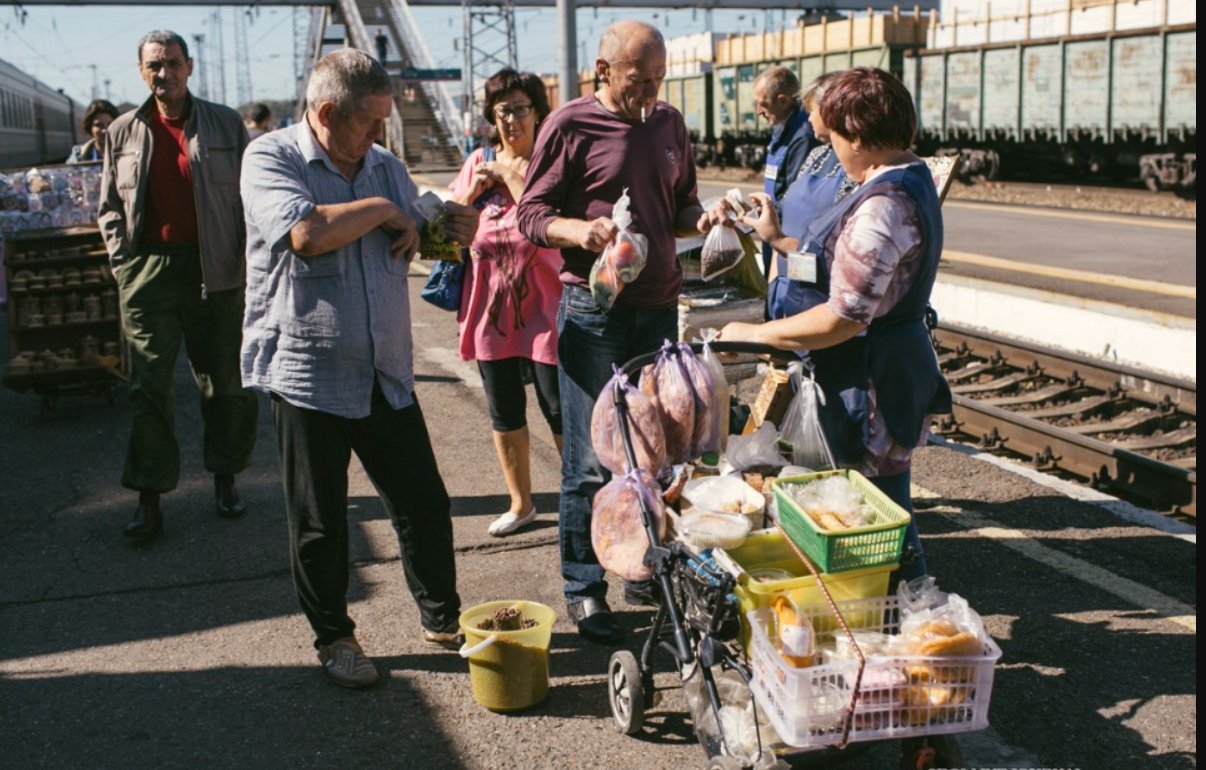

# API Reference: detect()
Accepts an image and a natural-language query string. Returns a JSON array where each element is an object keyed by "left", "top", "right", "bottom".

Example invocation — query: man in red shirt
[{"left": 98, "top": 30, "right": 259, "bottom": 544}]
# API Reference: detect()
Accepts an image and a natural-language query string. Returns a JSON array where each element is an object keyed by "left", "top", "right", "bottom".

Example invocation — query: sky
[{"left": 1, "top": 3, "right": 789, "bottom": 110}]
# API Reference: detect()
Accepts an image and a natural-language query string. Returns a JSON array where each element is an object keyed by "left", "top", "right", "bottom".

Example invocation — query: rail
[
  {"left": 388, "top": 0, "right": 467, "bottom": 156},
  {"left": 295, "top": 6, "right": 329, "bottom": 122},
  {"left": 336, "top": 0, "right": 407, "bottom": 158},
  {"left": 932, "top": 323, "right": 1196, "bottom": 516}
]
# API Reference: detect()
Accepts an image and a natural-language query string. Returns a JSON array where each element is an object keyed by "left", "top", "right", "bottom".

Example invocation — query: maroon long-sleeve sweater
[{"left": 516, "top": 95, "right": 700, "bottom": 310}]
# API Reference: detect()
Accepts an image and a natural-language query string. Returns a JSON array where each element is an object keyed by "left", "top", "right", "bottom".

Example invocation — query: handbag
[
  {"left": 419, "top": 145, "right": 495, "bottom": 312},
  {"left": 420, "top": 259, "right": 465, "bottom": 311}
]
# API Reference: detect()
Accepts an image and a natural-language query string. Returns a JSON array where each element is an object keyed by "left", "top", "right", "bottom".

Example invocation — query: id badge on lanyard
[{"left": 786, "top": 251, "right": 818, "bottom": 284}]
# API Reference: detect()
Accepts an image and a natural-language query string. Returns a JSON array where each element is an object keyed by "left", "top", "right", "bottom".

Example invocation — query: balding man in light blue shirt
[{"left": 240, "top": 49, "right": 479, "bottom": 689}]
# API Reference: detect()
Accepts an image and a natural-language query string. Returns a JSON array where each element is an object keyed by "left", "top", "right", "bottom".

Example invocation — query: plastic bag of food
[
  {"left": 772, "top": 595, "right": 815, "bottom": 667},
  {"left": 901, "top": 594, "right": 988, "bottom": 661},
  {"left": 721, "top": 421, "right": 786, "bottom": 474},
  {"left": 639, "top": 341, "right": 696, "bottom": 465},
  {"left": 414, "top": 191, "right": 462, "bottom": 262},
  {"left": 591, "top": 366, "right": 668, "bottom": 476},
  {"left": 700, "top": 221, "right": 744, "bottom": 281},
  {"left": 788, "top": 475, "right": 874, "bottom": 531},
  {"left": 677, "top": 510, "right": 751, "bottom": 550},
  {"left": 780, "top": 360, "right": 837, "bottom": 471},
  {"left": 677, "top": 343, "right": 718, "bottom": 459},
  {"left": 591, "top": 468, "right": 665, "bottom": 581},
  {"left": 589, "top": 188, "right": 648, "bottom": 311},
  {"left": 690, "top": 330, "right": 730, "bottom": 456}
]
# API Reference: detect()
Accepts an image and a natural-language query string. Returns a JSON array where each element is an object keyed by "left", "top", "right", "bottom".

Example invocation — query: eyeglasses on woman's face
[{"left": 494, "top": 103, "right": 533, "bottom": 121}]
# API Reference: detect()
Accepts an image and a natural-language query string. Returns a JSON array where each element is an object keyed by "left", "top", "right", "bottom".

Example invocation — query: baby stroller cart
[{"left": 600, "top": 342, "right": 1001, "bottom": 770}]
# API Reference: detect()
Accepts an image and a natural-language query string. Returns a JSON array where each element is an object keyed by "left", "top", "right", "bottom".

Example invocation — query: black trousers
[{"left": 271, "top": 383, "right": 460, "bottom": 648}]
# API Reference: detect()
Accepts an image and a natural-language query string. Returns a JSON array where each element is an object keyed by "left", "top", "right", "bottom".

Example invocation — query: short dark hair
[
  {"left": 82, "top": 99, "right": 120, "bottom": 132},
  {"left": 249, "top": 103, "right": 271, "bottom": 124},
  {"left": 819, "top": 67, "right": 916, "bottom": 151},
  {"left": 481, "top": 68, "right": 551, "bottom": 142},
  {"left": 138, "top": 29, "right": 189, "bottom": 62}
]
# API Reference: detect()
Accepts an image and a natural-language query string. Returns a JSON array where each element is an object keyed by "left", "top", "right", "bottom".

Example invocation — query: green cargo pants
[{"left": 116, "top": 243, "right": 259, "bottom": 493}]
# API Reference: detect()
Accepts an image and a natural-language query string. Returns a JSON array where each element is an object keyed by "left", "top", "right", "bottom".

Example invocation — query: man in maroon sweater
[{"left": 517, "top": 20, "right": 708, "bottom": 644}]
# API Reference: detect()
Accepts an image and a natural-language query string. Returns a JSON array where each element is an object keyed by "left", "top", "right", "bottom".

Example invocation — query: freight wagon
[
  {"left": 905, "top": 0, "right": 1196, "bottom": 190},
  {"left": 0, "top": 58, "right": 80, "bottom": 170}
]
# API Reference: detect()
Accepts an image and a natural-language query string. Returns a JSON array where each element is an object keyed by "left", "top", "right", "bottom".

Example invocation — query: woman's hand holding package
[{"left": 740, "top": 191, "right": 784, "bottom": 243}]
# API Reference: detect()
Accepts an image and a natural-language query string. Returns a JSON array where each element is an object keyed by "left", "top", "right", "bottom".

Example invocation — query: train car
[
  {"left": 904, "top": 0, "right": 1197, "bottom": 191},
  {"left": 0, "top": 57, "right": 80, "bottom": 170}
]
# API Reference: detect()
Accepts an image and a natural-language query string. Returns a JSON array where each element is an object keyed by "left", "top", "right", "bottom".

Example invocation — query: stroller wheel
[{"left": 608, "top": 650, "right": 645, "bottom": 735}]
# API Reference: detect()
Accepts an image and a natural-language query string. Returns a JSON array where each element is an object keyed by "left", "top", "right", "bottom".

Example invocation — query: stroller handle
[{"left": 616, "top": 340, "right": 797, "bottom": 378}]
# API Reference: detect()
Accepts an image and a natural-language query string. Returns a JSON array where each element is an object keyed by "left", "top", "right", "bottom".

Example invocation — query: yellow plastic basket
[
  {"left": 712, "top": 530, "right": 894, "bottom": 648},
  {"left": 771, "top": 470, "right": 911, "bottom": 573}
]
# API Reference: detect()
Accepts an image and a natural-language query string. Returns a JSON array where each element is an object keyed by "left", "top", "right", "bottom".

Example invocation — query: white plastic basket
[{"left": 747, "top": 596, "right": 1002, "bottom": 749}]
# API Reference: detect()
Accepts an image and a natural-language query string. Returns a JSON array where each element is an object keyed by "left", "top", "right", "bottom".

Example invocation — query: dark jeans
[
  {"left": 116, "top": 243, "right": 258, "bottom": 492},
  {"left": 556, "top": 285, "right": 678, "bottom": 604},
  {"left": 870, "top": 470, "right": 928, "bottom": 588},
  {"left": 271, "top": 383, "right": 460, "bottom": 648},
  {"left": 477, "top": 357, "right": 561, "bottom": 435}
]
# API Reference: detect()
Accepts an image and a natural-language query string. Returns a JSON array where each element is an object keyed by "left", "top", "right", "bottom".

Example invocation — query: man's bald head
[{"left": 597, "top": 20, "right": 664, "bottom": 63}]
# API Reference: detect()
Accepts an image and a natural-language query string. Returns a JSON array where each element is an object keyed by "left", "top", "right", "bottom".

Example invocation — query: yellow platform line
[
  {"left": 942, "top": 249, "right": 1196, "bottom": 300},
  {"left": 945, "top": 200, "right": 1196, "bottom": 231}
]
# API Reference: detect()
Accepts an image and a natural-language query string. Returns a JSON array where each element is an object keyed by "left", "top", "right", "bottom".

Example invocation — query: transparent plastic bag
[
  {"left": 591, "top": 468, "right": 665, "bottom": 581},
  {"left": 589, "top": 188, "right": 648, "bottom": 311},
  {"left": 590, "top": 366, "right": 667, "bottom": 476},
  {"left": 721, "top": 421, "right": 786, "bottom": 474},
  {"left": 780, "top": 360, "right": 837, "bottom": 471},
  {"left": 639, "top": 341, "right": 696, "bottom": 465},
  {"left": 695, "top": 329, "right": 731, "bottom": 455},
  {"left": 700, "top": 222, "right": 744, "bottom": 281},
  {"left": 414, "top": 191, "right": 462, "bottom": 262},
  {"left": 786, "top": 475, "right": 874, "bottom": 531}
]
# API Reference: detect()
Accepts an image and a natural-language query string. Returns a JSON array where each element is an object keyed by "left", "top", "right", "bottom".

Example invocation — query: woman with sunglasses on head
[{"left": 449, "top": 68, "right": 563, "bottom": 537}]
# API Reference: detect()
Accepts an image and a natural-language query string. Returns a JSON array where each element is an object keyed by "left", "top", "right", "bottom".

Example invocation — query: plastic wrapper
[
  {"left": 786, "top": 475, "right": 874, "bottom": 531},
  {"left": 677, "top": 510, "right": 751, "bottom": 550},
  {"left": 772, "top": 595, "right": 815, "bottom": 667},
  {"left": 780, "top": 361, "right": 837, "bottom": 471},
  {"left": 683, "top": 667, "right": 776, "bottom": 768},
  {"left": 414, "top": 191, "right": 462, "bottom": 262},
  {"left": 693, "top": 330, "right": 731, "bottom": 456},
  {"left": 898, "top": 594, "right": 988, "bottom": 725},
  {"left": 721, "top": 421, "right": 786, "bottom": 474},
  {"left": 681, "top": 474, "right": 764, "bottom": 528},
  {"left": 591, "top": 468, "right": 665, "bottom": 581},
  {"left": 589, "top": 188, "right": 648, "bottom": 310},
  {"left": 638, "top": 342, "right": 696, "bottom": 465},
  {"left": 700, "top": 222, "right": 744, "bottom": 281},
  {"left": 898, "top": 576, "right": 950, "bottom": 619},
  {"left": 591, "top": 367, "right": 667, "bottom": 476}
]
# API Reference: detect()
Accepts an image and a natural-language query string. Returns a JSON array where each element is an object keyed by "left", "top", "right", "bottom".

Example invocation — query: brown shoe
[
  {"left": 420, "top": 627, "right": 465, "bottom": 651},
  {"left": 317, "top": 637, "right": 380, "bottom": 689}
]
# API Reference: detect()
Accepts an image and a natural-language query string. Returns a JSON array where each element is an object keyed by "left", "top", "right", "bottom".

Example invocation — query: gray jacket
[{"left": 98, "top": 93, "right": 249, "bottom": 293}]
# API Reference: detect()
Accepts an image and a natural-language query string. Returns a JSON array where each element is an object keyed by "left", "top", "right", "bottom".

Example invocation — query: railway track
[{"left": 931, "top": 324, "right": 1196, "bottom": 517}]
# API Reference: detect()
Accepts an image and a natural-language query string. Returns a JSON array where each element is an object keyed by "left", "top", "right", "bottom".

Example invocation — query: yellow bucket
[{"left": 458, "top": 600, "right": 556, "bottom": 712}]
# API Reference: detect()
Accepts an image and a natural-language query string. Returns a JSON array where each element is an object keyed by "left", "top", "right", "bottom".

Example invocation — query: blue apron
[
  {"left": 766, "top": 145, "right": 853, "bottom": 320},
  {"left": 772, "top": 162, "right": 952, "bottom": 467},
  {"left": 761, "top": 106, "right": 809, "bottom": 275}
]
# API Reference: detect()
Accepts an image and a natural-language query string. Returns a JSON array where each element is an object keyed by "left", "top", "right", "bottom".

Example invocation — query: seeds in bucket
[{"left": 477, "top": 606, "right": 539, "bottom": 631}]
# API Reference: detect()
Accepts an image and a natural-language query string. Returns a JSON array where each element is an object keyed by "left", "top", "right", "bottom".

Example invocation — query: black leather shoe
[
  {"left": 623, "top": 580, "right": 662, "bottom": 609},
  {"left": 567, "top": 598, "right": 624, "bottom": 645},
  {"left": 123, "top": 503, "right": 163, "bottom": 542},
  {"left": 215, "top": 475, "right": 246, "bottom": 519}
]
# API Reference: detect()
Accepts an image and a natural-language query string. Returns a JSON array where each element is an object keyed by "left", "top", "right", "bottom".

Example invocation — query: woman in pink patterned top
[
  {"left": 712, "top": 68, "right": 952, "bottom": 582},
  {"left": 449, "top": 69, "right": 563, "bottom": 537}
]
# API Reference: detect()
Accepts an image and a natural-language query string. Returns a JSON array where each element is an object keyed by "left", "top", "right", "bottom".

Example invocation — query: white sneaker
[{"left": 487, "top": 506, "right": 538, "bottom": 537}]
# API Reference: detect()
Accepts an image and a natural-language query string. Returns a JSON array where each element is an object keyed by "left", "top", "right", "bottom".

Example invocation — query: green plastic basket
[{"left": 771, "top": 470, "right": 911, "bottom": 573}]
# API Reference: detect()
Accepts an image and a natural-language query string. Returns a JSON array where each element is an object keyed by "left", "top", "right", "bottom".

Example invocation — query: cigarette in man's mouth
[{"left": 640, "top": 106, "right": 646, "bottom": 123}]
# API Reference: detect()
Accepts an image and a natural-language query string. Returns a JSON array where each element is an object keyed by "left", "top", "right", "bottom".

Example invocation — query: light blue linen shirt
[{"left": 240, "top": 121, "right": 421, "bottom": 419}]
